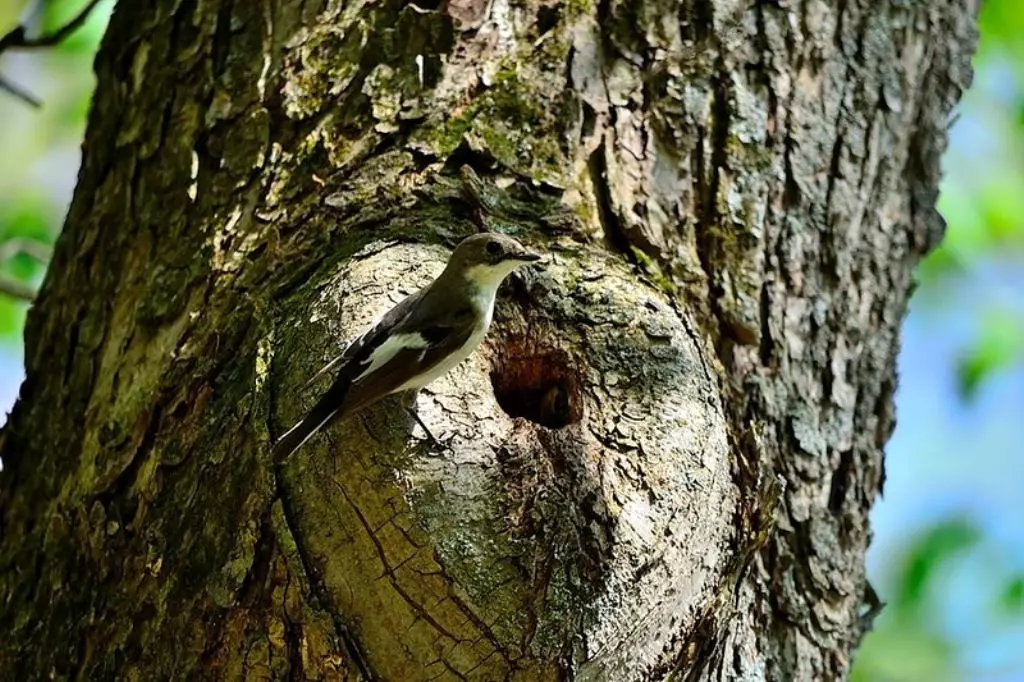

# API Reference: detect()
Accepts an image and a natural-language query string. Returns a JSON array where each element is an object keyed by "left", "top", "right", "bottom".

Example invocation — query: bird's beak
[{"left": 516, "top": 249, "right": 543, "bottom": 263}]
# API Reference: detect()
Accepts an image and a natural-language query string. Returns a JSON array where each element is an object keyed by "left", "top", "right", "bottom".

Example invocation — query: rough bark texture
[{"left": 0, "top": 0, "right": 976, "bottom": 680}]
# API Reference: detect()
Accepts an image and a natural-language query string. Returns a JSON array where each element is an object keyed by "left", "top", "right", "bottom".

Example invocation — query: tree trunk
[{"left": 0, "top": 0, "right": 976, "bottom": 679}]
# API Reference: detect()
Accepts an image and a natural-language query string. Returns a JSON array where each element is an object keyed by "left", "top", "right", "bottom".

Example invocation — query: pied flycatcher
[{"left": 272, "top": 233, "right": 542, "bottom": 460}]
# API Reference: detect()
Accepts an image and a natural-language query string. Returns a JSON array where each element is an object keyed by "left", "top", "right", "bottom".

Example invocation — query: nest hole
[{"left": 490, "top": 340, "right": 584, "bottom": 429}]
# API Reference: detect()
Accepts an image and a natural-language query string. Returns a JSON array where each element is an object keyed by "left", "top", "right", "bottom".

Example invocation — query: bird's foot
[{"left": 403, "top": 406, "right": 448, "bottom": 450}]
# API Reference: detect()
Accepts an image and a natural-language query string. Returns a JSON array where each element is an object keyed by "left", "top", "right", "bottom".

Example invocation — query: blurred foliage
[
  {"left": 956, "top": 308, "right": 1024, "bottom": 400},
  {"left": 41, "top": 0, "right": 111, "bottom": 55},
  {"left": 853, "top": 521, "right": 980, "bottom": 682},
  {"left": 0, "top": 0, "right": 112, "bottom": 345},
  {"left": 917, "top": 0, "right": 1024, "bottom": 401},
  {"left": 852, "top": 519, "right": 1024, "bottom": 682},
  {"left": 855, "top": 518, "right": 1024, "bottom": 681},
  {"left": 1004, "top": 577, "right": 1024, "bottom": 615},
  {"left": 891, "top": 520, "right": 982, "bottom": 613},
  {"left": 855, "top": 0, "right": 1024, "bottom": 679},
  {"left": 924, "top": 0, "right": 1024, "bottom": 275}
]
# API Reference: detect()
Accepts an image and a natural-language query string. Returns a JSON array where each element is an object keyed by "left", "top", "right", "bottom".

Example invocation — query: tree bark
[{"left": 0, "top": 0, "right": 976, "bottom": 680}]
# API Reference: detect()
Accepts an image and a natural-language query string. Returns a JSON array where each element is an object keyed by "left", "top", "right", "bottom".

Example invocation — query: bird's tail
[
  {"left": 271, "top": 413, "right": 333, "bottom": 461},
  {"left": 272, "top": 379, "right": 352, "bottom": 461}
]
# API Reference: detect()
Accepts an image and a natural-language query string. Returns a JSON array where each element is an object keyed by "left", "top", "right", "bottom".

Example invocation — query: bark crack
[
  {"left": 328, "top": 473, "right": 520, "bottom": 677},
  {"left": 274, "top": 466, "right": 378, "bottom": 680},
  {"left": 588, "top": 143, "right": 632, "bottom": 256},
  {"left": 331, "top": 478, "right": 479, "bottom": 647}
]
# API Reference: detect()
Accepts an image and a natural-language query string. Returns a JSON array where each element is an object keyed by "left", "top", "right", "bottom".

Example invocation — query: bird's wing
[
  {"left": 340, "top": 310, "right": 478, "bottom": 414},
  {"left": 302, "top": 289, "right": 426, "bottom": 391},
  {"left": 273, "top": 292, "right": 423, "bottom": 460},
  {"left": 273, "top": 296, "right": 476, "bottom": 461}
]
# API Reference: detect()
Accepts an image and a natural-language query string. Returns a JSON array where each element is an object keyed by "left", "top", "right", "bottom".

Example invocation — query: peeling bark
[{"left": 0, "top": 0, "right": 976, "bottom": 680}]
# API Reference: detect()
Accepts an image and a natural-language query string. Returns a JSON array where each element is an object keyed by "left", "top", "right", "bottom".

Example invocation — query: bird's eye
[{"left": 485, "top": 241, "right": 503, "bottom": 256}]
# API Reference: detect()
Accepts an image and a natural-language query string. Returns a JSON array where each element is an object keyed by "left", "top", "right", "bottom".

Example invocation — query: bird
[{"left": 272, "top": 232, "right": 542, "bottom": 460}]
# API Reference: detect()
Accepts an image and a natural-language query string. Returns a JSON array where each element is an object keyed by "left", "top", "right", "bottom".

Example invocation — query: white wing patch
[
  {"left": 394, "top": 296, "right": 496, "bottom": 393},
  {"left": 353, "top": 332, "right": 429, "bottom": 382}
]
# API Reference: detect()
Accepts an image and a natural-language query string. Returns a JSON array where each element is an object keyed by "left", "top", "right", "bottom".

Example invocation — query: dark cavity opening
[
  {"left": 490, "top": 339, "right": 583, "bottom": 429},
  {"left": 537, "top": 5, "right": 561, "bottom": 34}
]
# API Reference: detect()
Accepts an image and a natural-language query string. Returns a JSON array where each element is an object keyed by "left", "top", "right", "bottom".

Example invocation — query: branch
[
  {"left": 0, "top": 0, "right": 104, "bottom": 51},
  {"left": 0, "top": 238, "right": 51, "bottom": 301},
  {"left": 0, "top": 0, "right": 105, "bottom": 108},
  {"left": 0, "top": 277, "right": 36, "bottom": 302},
  {"left": 0, "top": 237, "right": 53, "bottom": 263},
  {"left": 0, "top": 74, "right": 41, "bottom": 108}
]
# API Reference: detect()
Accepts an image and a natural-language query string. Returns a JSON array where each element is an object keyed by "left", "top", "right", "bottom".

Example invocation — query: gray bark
[{"left": 0, "top": 0, "right": 976, "bottom": 680}]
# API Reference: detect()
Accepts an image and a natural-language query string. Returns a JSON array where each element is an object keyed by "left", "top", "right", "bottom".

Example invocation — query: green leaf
[
  {"left": 977, "top": 0, "right": 1024, "bottom": 60},
  {"left": 893, "top": 519, "right": 981, "bottom": 613},
  {"left": 1003, "top": 575, "right": 1024, "bottom": 614},
  {"left": 0, "top": 196, "right": 57, "bottom": 244},
  {"left": 0, "top": 295, "right": 28, "bottom": 343},
  {"left": 852, "top": 626, "right": 956, "bottom": 682},
  {"left": 4, "top": 253, "right": 40, "bottom": 284},
  {"left": 916, "top": 243, "right": 964, "bottom": 285},
  {"left": 956, "top": 308, "right": 1024, "bottom": 401}
]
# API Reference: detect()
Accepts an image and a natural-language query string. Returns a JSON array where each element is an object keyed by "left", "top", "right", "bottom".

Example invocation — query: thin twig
[
  {"left": 0, "top": 74, "right": 41, "bottom": 107},
  {"left": 0, "top": 0, "right": 105, "bottom": 51},
  {"left": 0, "top": 0, "right": 106, "bottom": 107}
]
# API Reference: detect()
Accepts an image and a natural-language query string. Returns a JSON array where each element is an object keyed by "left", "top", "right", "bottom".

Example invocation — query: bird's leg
[
  {"left": 404, "top": 405, "right": 442, "bottom": 447},
  {"left": 398, "top": 390, "right": 444, "bottom": 448},
  {"left": 397, "top": 385, "right": 454, "bottom": 448}
]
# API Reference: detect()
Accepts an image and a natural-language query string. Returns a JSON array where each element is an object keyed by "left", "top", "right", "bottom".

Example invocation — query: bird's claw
[{"left": 404, "top": 406, "right": 448, "bottom": 450}]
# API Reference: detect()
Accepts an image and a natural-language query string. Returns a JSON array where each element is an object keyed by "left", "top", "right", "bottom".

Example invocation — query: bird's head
[{"left": 447, "top": 233, "right": 542, "bottom": 290}]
